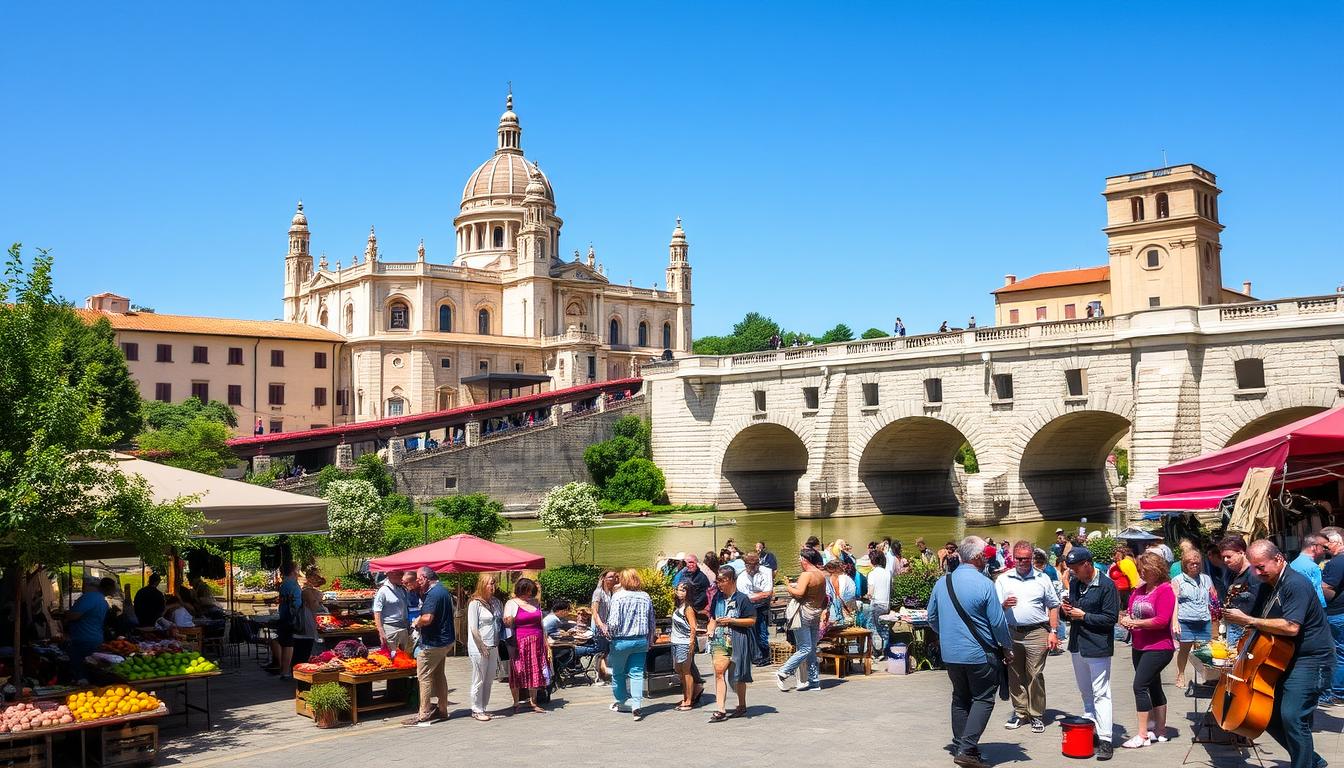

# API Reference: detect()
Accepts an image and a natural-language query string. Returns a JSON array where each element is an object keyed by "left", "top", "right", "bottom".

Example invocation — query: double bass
[{"left": 1211, "top": 583, "right": 1296, "bottom": 739}]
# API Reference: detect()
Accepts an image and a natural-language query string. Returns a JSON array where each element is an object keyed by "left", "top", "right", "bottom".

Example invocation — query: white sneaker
[
  {"left": 796, "top": 681, "right": 814, "bottom": 691},
  {"left": 775, "top": 673, "right": 790, "bottom": 692}
]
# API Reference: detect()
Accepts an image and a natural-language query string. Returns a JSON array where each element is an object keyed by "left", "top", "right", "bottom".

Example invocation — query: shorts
[
  {"left": 276, "top": 624, "right": 295, "bottom": 648},
  {"left": 672, "top": 643, "right": 691, "bottom": 665},
  {"left": 1178, "top": 619, "right": 1211, "bottom": 643},
  {"left": 710, "top": 639, "right": 731, "bottom": 660}
]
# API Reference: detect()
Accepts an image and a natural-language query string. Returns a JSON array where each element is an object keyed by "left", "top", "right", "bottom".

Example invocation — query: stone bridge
[{"left": 645, "top": 297, "right": 1344, "bottom": 525}]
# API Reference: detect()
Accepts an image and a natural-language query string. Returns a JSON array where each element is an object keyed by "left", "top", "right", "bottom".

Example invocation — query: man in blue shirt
[
  {"left": 66, "top": 577, "right": 116, "bottom": 681},
  {"left": 928, "top": 537, "right": 1013, "bottom": 768},
  {"left": 405, "top": 567, "right": 455, "bottom": 726},
  {"left": 273, "top": 562, "right": 301, "bottom": 679},
  {"left": 1290, "top": 534, "right": 1327, "bottom": 608}
]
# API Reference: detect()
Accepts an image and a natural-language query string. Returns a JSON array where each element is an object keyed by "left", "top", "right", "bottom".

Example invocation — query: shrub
[
  {"left": 432, "top": 494, "right": 510, "bottom": 540},
  {"left": 306, "top": 682, "right": 350, "bottom": 714},
  {"left": 241, "top": 571, "right": 271, "bottom": 591},
  {"left": 583, "top": 436, "right": 644, "bottom": 489},
  {"left": 1086, "top": 534, "right": 1118, "bottom": 565},
  {"left": 315, "top": 465, "right": 348, "bottom": 495},
  {"left": 892, "top": 557, "right": 942, "bottom": 607},
  {"left": 352, "top": 453, "right": 395, "bottom": 497},
  {"left": 337, "top": 572, "right": 374, "bottom": 589},
  {"left": 637, "top": 568, "right": 673, "bottom": 617},
  {"left": 611, "top": 416, "right": 651, "bottom": 456},
  {"left": 324, "top": 479, "right": 386, "bottom": 574},
  {"left": 604, "top": 458, "right": 666, "bottom": 505},
  {"left": 538, "top": 564, "right": 605, "bottom": 607},
  {"left": 538, "top": 482, "right": 604, "bottom": 564}
]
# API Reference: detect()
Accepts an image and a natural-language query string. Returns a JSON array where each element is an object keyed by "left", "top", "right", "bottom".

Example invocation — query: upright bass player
[{"left": 1221, "top": 540, "right": 1335, "bottom": 768}]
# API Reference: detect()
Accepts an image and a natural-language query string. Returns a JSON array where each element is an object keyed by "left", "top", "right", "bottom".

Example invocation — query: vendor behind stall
[{"left": 66, "top": 577, "right": 115, "bottom": 681}]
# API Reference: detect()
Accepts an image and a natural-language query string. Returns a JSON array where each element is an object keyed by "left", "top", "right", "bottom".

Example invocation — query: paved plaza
[{"left": 158, "top": 652, "right": 1341, "bottom": 768}]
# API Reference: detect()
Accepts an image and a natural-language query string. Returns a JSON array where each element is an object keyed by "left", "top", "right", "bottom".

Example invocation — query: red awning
[
  {"left": 1145, "top": 405, "right": 1344, "bottom": 509},
  {"left": 367, "top": 534, "right": 546, "bottom": 573}
]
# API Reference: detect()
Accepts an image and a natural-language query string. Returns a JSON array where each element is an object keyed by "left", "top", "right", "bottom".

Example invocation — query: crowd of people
[{"left": 927, "top": 527, "right": 1343, "bottom": 768}]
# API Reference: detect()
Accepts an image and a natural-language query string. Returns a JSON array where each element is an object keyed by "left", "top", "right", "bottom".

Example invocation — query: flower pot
[{"left": 314, "top": 708, "right": 341, "bottom": 729}]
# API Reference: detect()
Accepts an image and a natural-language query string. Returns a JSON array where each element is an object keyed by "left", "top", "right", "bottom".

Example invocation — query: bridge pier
[{"left": 336, "top": 443, "right": 354, "bottom": 470}]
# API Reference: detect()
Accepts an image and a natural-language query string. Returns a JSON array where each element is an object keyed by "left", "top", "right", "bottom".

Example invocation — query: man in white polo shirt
[
  {"left": 995, "top": 539, "right": 1060, "bottom": 734},
  {"left": 736, "top": 552, "right": 774, "bottom": 667}
]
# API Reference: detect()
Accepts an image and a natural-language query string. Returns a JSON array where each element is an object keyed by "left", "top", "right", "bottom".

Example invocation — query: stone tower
[
  {"left": 1103, "top": 164, "right": 1225, "bottom": 314},
  {"left": 665, "top": 218, "right": 693, "bottom": 350},
  {"left": 283, "top": 201, "right": 311, "bottom": 322}
]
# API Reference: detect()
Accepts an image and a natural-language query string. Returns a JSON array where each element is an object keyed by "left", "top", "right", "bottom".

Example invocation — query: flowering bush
[
  {"left": 323, "top": 478, "right": 385, "bottom": 573},
  {"left": 538, "top": 482, "right": 603, "bottom": 564}
]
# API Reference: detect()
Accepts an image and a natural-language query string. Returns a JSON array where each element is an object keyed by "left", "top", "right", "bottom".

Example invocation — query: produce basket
[{"left": 770, "top": 642, "right": 795, "bottom": 666}]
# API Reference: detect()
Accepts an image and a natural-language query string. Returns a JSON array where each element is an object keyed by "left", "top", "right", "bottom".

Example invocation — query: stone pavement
[{"left": 158, "top": 651, "right": 1341, "bottom": 768}]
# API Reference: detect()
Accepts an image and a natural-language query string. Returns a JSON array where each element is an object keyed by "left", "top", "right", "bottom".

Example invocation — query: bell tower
[
  {"left": 665, "top": 218, "right": 693, "bottom": 351},
  {"left": 283, "top": 201, "right": 311, "bottom": 322},
  {"left": 1103, "top": 164, "right": 1225, "bottom": 314}
]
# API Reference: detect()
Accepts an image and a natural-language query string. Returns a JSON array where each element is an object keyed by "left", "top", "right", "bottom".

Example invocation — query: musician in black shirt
[{"left": 1222, "top": 540, "right": 1333, "bottom": 768}]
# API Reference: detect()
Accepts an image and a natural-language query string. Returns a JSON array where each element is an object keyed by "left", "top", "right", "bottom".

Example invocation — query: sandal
[
  {"left": 708, "top": 711, "right": 728, "bottom": 723},
  {"left": 631, "top": 709, "right": 643, "bottom": 721},
  {"left": 674, "top": 703, "right": 695, "bottom": 711},
  {"left": 529, "top": 703, "right": 546, "bottom": 713},
  {"left": 471, "top": 712, "right": 491, "bottom": 722},
  {"left": 1121, "top": 735, "right": 1150, "bottom": 749},
  {"left": 727, "top": 707, "right": 747, "bottom": 719}
]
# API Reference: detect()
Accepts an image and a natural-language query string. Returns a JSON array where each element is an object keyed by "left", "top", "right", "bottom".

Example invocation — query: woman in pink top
[{"left": 1117, "top": 552, "right": 1177, "bottom": 749}]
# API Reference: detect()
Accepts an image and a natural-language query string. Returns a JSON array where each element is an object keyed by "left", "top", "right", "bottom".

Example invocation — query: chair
[
  {"left": 550, "top": 643, "right": 594, "bottom": 688},
  {"left": 177, "top": 625, "right": 204, "bottom": 653}
]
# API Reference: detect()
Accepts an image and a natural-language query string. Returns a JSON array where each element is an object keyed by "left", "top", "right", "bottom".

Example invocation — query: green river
[{"left": 496, "top": 510, "right": 1108, "bottom": 569}]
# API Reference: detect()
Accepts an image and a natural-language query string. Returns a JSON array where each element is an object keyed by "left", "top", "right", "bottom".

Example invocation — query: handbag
[
  {"left": 785, "top": 597, "right": 802, "bottom": 630},
  {"left": 944, "top": 573, "right": 1009, "bottom": 701}
]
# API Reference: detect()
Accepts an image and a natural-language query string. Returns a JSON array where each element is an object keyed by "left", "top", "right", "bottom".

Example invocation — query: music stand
[{"left": 1182, "top": 668, "right": 1267, "bottom": 767}]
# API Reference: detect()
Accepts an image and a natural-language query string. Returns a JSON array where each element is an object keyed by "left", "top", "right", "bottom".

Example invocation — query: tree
[
  {"left": 604, "top": 458, "right": 666, "bottom": 504},
  {"left": 730, "top": 312, "right": 780, "bottom": 353},
  {"left": 323, "top": 478, "right": 385, "bottom": 574},
  {"left": 432, "top": 493, "right": 510, "bottom": 540},
  {"left": 352, "top": 453, "right": 395, "bottom": 497},
  {"left": 583, "top": 436, "right": 643, "bottom": 489},
  {"left": 537, "top": 482, "right": 604, "bottom": 564},
  {"left": 136, "top": 418, "right": 237, "bottom": 475},
  {"left": 142, "top": 397, "right": 238, "bottom": 430},
  {"left": 860, "top": 327, "right": 888, "bottom": 340},
  {"left": 818, "top": 323, "right": 855, "bottom": 344},
  {"left": 956, "top": 442, "right": 979, "bottom": 474},
  {"left": 55, "top": 313, "right": 144, "bottom": 443},
  {"left": 611, "top": 415, "right": 652, "bottom": 456},
  {"left": 691, "top": 335, "right": 734, "bottom": 356},
  {"left": 780, "top": 330, "right": 814, "bottom": 347}
]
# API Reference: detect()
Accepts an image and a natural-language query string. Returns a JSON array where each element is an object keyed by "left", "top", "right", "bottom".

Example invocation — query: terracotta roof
[
  {"left": 75, "top": 309, "right": 345, "bottom": 342},
  {"left": 993, "top": 266, "right": 1110, "bottom": 294}
]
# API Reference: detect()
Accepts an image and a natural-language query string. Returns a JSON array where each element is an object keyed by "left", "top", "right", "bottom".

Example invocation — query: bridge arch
[
  {"left": 1014, "top": 396, "right": 1134, "bottom": 521},
  {"left": 712, "top": 417, "right": 812, "bottom": 510},
  {"left": 1206, "top": 387, "right": 1339, "bottom": 450},
  {"left": 851, "top": 404, "right": 990, "bottom": 516}
]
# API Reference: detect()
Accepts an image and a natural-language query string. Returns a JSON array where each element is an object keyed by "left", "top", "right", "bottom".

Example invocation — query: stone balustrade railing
[{"left": 543, "top": 330, "right": 600, "bottom": 345}]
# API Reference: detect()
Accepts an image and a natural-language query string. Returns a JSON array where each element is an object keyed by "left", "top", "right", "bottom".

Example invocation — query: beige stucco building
[
  {"left": 283, "top": 93, "right": 694, "bottom": 421},
  {"left": 994, "top": 164, "right": 1252, "bottom": 325},
  {"left": 80, "top": 293, "right": 344, "bottom": 434}
]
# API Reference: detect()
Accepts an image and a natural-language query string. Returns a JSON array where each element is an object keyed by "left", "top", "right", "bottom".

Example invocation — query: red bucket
[{"left": 1060, "top": 716, "right": 1096, "bottom": 758}]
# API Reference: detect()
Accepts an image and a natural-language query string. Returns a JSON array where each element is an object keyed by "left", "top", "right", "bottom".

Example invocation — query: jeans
[
  {"left": 1226, "top": 622, "right": 1244, "bottom": 651},
  {"left": 608, "top": 637, "right": 649, "bottom": 711},
  {"left": 869, "top": 603, "right": 891, "bottom": 658},
  {"left": 1264, "top": 659, "right": 1331, "bottom": 768},
  {"left": 1070, "top": 653, "right": 1113, "bottom": 743},
  {"left": 753, "top": 605, "right": 770, "bottom": 663},
  {"left": 1328, "top": 614, "right": 1344, "bottom": 699},
  {"left": 947, "top": 661, "right": 1000, "bottom": 755},
  {"left": 778, "top": 620, "right": 820, "bottom": 685}
]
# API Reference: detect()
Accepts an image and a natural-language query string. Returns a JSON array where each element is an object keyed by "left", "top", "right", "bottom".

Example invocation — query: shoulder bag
[{"left": 945, "top": 572, "right": 1009, "bottom": 701}]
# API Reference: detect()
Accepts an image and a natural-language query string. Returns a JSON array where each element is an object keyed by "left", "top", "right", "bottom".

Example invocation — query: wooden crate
[
  {"left": 769, "top": 641, "right": 795, "bottom": 665},
  {"left": 0, "top": 742, "right": 45, "bottom": 768},
  {"left": 97, "top": 724, "right": 159, "bottom": 768}
]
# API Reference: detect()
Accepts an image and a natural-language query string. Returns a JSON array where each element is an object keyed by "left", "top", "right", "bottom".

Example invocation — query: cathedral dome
[{"left": 461, "top": 152, "right": 554, "bottom": 205}]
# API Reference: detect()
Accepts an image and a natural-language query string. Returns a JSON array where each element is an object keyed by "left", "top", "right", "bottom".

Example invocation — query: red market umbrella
[{"left": 368, "top": 533, "right": 546, "bottom": 573}]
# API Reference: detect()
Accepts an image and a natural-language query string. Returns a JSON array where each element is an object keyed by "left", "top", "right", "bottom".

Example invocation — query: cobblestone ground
[{"left": 158, "top": 652, "right": 1340, "bottom": 768}]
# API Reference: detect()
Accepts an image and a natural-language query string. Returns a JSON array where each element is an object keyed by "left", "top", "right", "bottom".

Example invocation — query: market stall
[
  {"left": 367, "top": 534, "right": 546, "bottom": 573},
  {"left": 0, "top": 687, "right": 169, "bottom": 768}
]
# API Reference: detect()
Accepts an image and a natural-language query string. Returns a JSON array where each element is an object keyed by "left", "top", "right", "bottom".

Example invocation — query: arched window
[
  {"left": 478, "top": 308, "right": 490, "bottom": 335},
  {"left": 438, "top": 305, "right": 452, "bottom": 332},
  {"left": 638, "top": 321, "right": 649, "bottom": 347},
  {"left": 609, "top": 318, "right": 621, "bottom": 345},
  {"left": 389, "top": 301, "right": 409, "bottom": 330},
  {"left": 344, "top": 305, "right": 354, "bottom": 334},
  {"left": 1155, "top": 192, "right": 1169, "bottom": 219},
  {"left": 1130, "top": 196, "right": 1145, "bottom": 221},
  {"left": 493, "top": 226, "right": 504, "bottom": 248},
  {"left": 662, "top": 322, "right": 672, "bottom": 350},
  {"left": 319, "top": 309, "right": 328, "bottom": 327}
]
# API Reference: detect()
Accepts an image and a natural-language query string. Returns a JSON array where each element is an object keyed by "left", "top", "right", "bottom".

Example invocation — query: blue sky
[{"left": 3, "top": 3, "right": 1340, "bottom": 337}]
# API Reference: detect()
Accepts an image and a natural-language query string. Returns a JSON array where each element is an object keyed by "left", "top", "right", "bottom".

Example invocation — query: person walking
[
  {"left": 1117, "top": 553, "right": 1175, "bottom": 748},
  {"left": 736, "top": 553, "right": 773, "bottom": 666},
  {"left": 1317, "top": 526, "right": 1344, "bottom": 706},
  {"left": 927, "top": 537, "right": 1014, "bottom": 768},
  {"left": 1172, "top": 551, "right": 1218, "bottom": 689},
  {"left": 1219, "top": 536, "right": 1259, "bottom": 650},
  {"left": 776, "top": 548, "right": 827, "bottom": 692},
  {"left": 995, "top": 540, "right": 1060, "bottom": 734},
  {"left": 1061, "top": 547, "right": 1119, "bottom": 760},
  {"left": 866, "top": 550, "right": 893, "bottom": 660},
  {"left": 466, "top": 574, "right": 502, "bottom": 721},
  {"left": 373, "top": 569, "right": 413, "bottom": 656},
  {"left": 708, "top": 565, "right": 756, "bottom": 722},
  {"left": 605, "top": 569, "right": 656, "bottom": 721},
  {"left": 590, "top": 570, "right": 618, "bottom": 684},
  {"left": 669, "top": 582, "right": 701, "bottom": 711},
  {"left": 504, "top": 577, "right": 549, "bottom": 714},
  {"left": 1223, "top": 540, "right": 1336, "bottom": 768},
  {"left": 404, "top": 567, "right": 455, "bottom": 726}
]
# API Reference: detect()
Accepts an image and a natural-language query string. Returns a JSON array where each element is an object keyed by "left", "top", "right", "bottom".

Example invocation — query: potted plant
[{"left": 306, "top": 682, "right": 349, "bottom": 728}]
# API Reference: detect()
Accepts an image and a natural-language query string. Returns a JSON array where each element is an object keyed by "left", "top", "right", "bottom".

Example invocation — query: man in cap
[{"left": 1060, "top": 547, "right": 1119, "bottom": 760}]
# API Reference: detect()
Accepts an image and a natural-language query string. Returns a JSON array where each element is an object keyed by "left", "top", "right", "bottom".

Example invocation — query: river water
[{"left": 496, "top": 509, "right": 1102, "bottom": 569}]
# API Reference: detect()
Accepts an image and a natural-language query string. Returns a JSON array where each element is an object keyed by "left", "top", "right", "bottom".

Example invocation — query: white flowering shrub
[
  {"left": 323, "top": 478, "right": 385, "bottom": 572},
  {"left": 537, "top": 482, "right": 603, "bottom": 564}
]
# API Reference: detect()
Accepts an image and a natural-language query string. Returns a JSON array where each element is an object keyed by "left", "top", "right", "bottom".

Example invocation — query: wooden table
[
  {"left": 117, "top": 671, "right": 222, "bottom": 729},
  {"left": 292, "top": 668, "right": 342, "bottom": 719},
  {"left": 0, "top": 705, "right": 168, "bottom": 768},
  {"left": 818, "top": 626, "right": 872, "bottom": 677},
  {"left": 335, "top": 668, "right": 416, "bottom": 724}
]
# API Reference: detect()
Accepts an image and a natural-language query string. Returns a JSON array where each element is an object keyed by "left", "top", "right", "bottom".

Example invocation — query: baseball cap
[
  {"left": 1064, "top": 547, "right": 1093, "bottom": 565},
  {"left": 1055, "top": 528, "right": 1065, "bottom": 535}
]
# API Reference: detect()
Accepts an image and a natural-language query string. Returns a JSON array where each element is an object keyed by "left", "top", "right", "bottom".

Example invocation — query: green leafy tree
[
  {"left": 860, "top": 327, "right": 888, "bottom": 340},
  {"left": 691, "top": 335, "right": 734, "bottom": 356},
  {"left": 142, "top": 397, "right": 238, "bottom": 430},
  {"left": 314, "top": 464, "right": 348, "bottom": 494},
  {"left": 818, "top": 323, "right": 855, "bottom": 344},
  {"left": 1112, "top": 447, "right": 1129, "bottom": 485},
  {"left": 136, "top": 418, "right": 237, "bottom": 475},
  {"left": 537, "top": 482, "right": 604, "bottom": 564},
  {"left": 0, "top": 244, "right": 204, "bottom": 571},
  {"left": 583, "top": 436, "right": 644, "bottom": 489},
  {"left": 730, "top": 312, "right": 780, "bottom": 353},
  {"left": 352, "top": 453, "right": 395, "bottom": 497},
  {"left": 611, "top": 415, "right": 652, "bottom": 456},
  {"left": 637, "top": 567, "right": 674, "bottom": 617},
  {"left": 323, "top": 478, "right": 385, "bottom": 573},
  {"left": 56, "top": 313, "right": 143, "bottom": 443},
  {"left": 956, "top": 442, "right": 979, "bottom": 474},
  {"left": 780, "top": 330, "right": 814, "bottom": 347},
  {"left": 604, "top": 458, "right": 666, "bottom": 504},
  {"left": 432, "top": 493, "right": 511, "bottom": 540}
]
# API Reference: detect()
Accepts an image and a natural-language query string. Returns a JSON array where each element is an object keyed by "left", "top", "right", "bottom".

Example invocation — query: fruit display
[
  {"left": 333, "top": 640, "right": 368, "bottom": 659},
  {"left": 293, "top": 660, "right": 344, "bottom": 675},
  {"left": 99, "top": 639, "right": 140, "bottom": 657},
  {"left": 340, "top": 658, "right": 380, "bottom": 675},
  {"left": 0, "top": 702, "right": 74, "bottom": 732},
  {"left": 66, "top": 687, "right": 162, "bottom": 722},
  {"left": 322, "top": 589, "right": 376, "bottom": 601},
  {"left": 113, "top": 651, "right": 218, "bottom": 681},
  {"left": 315, "top": 614, "right": 375, "bottom": 633},
  {"left": 367, "top": 651, "right": 415, "bottom": 670}
]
